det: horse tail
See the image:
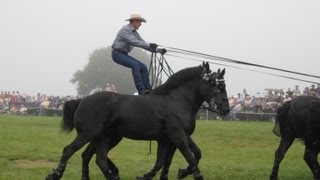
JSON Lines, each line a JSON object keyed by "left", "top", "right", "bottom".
{"left": 273, "top": 101, "right": 291, "bottom": 137}
{"left": 61, "top": 99, "right": 81, "bottom": 132}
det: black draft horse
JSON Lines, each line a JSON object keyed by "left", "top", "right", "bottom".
{"left": 270, "top": 96, "right": 320, "bottom": 180}
{"left": 79, "top": 68, "right": 229, "bottom": 180}
{"left": 46, "top": 62, "right": 230, "bottom": 180}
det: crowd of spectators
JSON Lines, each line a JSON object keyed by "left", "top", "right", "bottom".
{"left": 2, "top": 83, "right": 320, "bottom": 117}
{"left": 0, "top": 91, "right": 78, "bottom": 115}
{"left": 228, "top": 84, "right": 320, "bottom": 120}
{"left": 0, "top": 83, "right": 118, "bottom": 116}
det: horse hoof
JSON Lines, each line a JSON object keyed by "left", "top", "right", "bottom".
{"left": 177, "top": 169, "right": 189, "bottom": 179}
{"left": 136, "top": 176, "right": 152, "bottom": 180}
{"left": 45, "top": 175, "right": 53, "bottom": 180}
{"left": 45, "top": 174, "right": 58, "bottom": 180}
{"left": 269, "top": 174, "right": 277, "bottom": 180}
{"left": 159, "top": 175, "right": 168, "bottom": 180}
{"left": 114, "top": 174, "right": 120, "bottom": 180}
{"left": 81, "top": 175, "right": 90, "bottom": 180}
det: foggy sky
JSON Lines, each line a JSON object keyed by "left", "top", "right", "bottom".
{"left": 1, "top": 0, "right": 319, "bottom": 97}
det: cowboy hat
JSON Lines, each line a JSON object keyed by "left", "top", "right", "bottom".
{"left": 125, "top": 13, "right": 146, "bottom": 23}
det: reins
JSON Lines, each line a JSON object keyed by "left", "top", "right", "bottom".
{"left": 158, "top": 45, "right": 320, "bottom": 84}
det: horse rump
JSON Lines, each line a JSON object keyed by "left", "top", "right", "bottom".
{"left": 61, "top": 99, "right": 81, "bottom": 132}
{"left": 273, "top": 100, "right": 291, "bottom": 137}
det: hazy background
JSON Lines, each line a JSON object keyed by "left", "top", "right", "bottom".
{"left": 1, "top": 0, "right": 319, "bottom": 97}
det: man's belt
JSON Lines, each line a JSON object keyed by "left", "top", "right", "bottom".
{"left": 112, "top": 48, "right": 128, "bottom": 53}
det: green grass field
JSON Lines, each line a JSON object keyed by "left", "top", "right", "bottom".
{"left": 0, "top": 115, "right": 314, "bottom": 180}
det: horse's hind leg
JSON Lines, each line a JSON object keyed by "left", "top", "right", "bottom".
{"left": 46, "top": 134, "right": 92, "bottom": 180}
{"left": 270, "top": 137, "right": 294, "bottom": 180}
{"left": 81, "top": 142, "right": 95, "bottom": 180}
{"left": 303, "top": 142, "right": 320, "bottom": 179}
{"left": 94, "top": 136, "right": 116, "bottom": 180}
{"left": 159, "top": 144, "right": 176, "bottom": 180}
{"left": 137, "top": 140, "right": 170, "bottom": 180}
{"left": 82, "top": 137, "right": 122, "bottom": 180}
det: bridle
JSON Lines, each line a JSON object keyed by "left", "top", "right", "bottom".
{"left": 200, "top": 70, "right": 227, "bottom": 113}
{"left": 203, "top": 76, "right": 227, "bottom": 113}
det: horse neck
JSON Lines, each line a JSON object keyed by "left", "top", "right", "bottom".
{"left": 168, "top": 81, "right": 204, "bottom": 114}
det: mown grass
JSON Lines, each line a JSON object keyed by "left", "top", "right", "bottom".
{"left": 0, "top": 115, "right": 313, "bottom": 180}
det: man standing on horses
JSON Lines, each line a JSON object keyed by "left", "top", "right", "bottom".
{"left": 112, "top": 13, "right": 167, "bottom": 95}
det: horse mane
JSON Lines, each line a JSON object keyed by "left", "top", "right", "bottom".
{"left": 152, "top": 66, "right": 203, "bottom": 95}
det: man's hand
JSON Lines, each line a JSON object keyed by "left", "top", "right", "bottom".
{"left": 149, "top": 43, "right": 158, "bottom": 50}
{"left": 158, "top": 48, "right": 167, "bottom": 55}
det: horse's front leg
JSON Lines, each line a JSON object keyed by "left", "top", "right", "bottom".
{"left": 159, "top": 136, "right": 201, "bottom": 180}
{"left": 167, "top": 123, "right": 203, "bottom": 180}
{"left": 178, "top": 136, "right": 202, "bottom": 179}
{"left": 136, "top": 140, "right": 170, "bottom": 180}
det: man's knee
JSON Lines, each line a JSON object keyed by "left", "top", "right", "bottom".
{"left": 140, "top": 64, "right": 148, "bottom": 72}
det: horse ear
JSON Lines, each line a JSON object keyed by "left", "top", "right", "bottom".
{"left": 217, "top": 68, "right": 221, "bottom": 74}
{"left": 205, "top": 62, "right": 209, "bottom": 71}
{"left": 202, "top": 61, "right": 205, "bottom": 67}
{"left": 220, "top": 68, "right": 225, "bottom": 77}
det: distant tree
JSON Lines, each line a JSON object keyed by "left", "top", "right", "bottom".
{"left": 71, "top": 47, "right": 152, "bottom": 96}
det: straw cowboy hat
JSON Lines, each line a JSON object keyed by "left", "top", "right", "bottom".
{"left": 125, "top": 13, "right": 146, "bottom": 23}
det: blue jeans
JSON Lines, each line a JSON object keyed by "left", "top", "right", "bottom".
{"left": 112, "top": 51, "right": 151, "bottom": 93}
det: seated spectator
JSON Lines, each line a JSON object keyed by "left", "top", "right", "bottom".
{"left": 229, "top": 96, "right": 239, "bottom": 109}
{"left": 303, "top": 87, "right": 310, "bottom": 96}
{"left": 309, "top": 84, "right": 317, "bottom": 96}
{"left": 292, "top": 85, "right": 301, "bottom": 97}
{"left": 39, "top": 97, "right": 50, "bottom": 116}
{"left": 286, "top": 88, "right": 293, "bottom": 98}
{"left": 105, "top": 83, "right": 113, "bottom": 92}
{"left": 229, "top": 102, "right": 242, "bottom": 120}
{"left": 282, "top": 94, "right": 291, "bottom": 103}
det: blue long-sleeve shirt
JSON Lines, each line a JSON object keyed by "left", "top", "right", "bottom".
{"left": 112, "top": 24, "right": 154, "bottom": 52}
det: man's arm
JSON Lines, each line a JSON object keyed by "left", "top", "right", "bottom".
{"left": 122, "top": 27, "right": 150, "bottom": 49}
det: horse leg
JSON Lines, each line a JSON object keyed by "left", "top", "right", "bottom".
{"left": 303, "top": 142, "right": 320, "bottom": 180}
{"left": 159, "top": 144, "right": 177, "bottom": 180}
{"left": 46, "top": 134, "right": 92, "bottom": 180}
{"left": 270, "top": 137, "right": 294, "bottom": 180}
{"left": 178, "top": 136, "right": 202, "bottom": 179}
{"left": 81, "top": 137, "right": 122, "bottom": 180}
{"left": 81, "top": 142, "right": 95, "bottom": 180}
{"left": 136, "top": 140, "right": 170, "bottom": 180}
{"left": 166, "top": 125, "right": 203, "bottom": 180}
{"left": 94, "top": 136, "right": 116, "bottom": 180}
{"left": 160, "top": 137, "right": 202, "bottom": 180}
{"left": 106, "top": 137, "right": 123, "bottom": 179}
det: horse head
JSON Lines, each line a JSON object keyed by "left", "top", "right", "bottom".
{"left": 199, "top": 64, "right": 230, "bottom": 116}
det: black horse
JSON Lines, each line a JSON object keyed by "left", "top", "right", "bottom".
{"left": 46, "top": 62, "right": 230, "bottom": 180}
{"left": 270, "top": 96, "right": 320, "bottom": 180}
{"left": 79, "top": 68, "right": 229, "bottom": 180}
